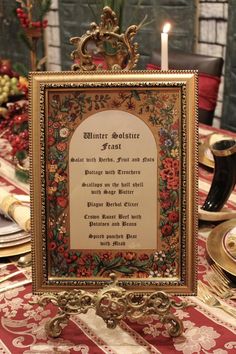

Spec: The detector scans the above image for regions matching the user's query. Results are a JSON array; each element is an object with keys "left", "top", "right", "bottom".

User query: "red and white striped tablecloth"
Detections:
[{"left": 0, "top": 125, "right": 236, "bottom": 354}]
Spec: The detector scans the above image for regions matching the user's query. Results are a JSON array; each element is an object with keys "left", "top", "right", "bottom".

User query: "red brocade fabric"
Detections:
[
  {"left": 1, "top": 125, "right": 236, "bottom": 353},
  {"left": 198, "top": 72, "right": 221, "bottom": 111},
  {"left": 146, "top": 63, "right": 221, "bottom": 112}
]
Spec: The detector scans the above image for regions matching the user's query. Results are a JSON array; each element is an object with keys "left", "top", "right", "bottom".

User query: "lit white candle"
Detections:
[{"left": 161, "top": 23, "right": 171, "bottom": 70}]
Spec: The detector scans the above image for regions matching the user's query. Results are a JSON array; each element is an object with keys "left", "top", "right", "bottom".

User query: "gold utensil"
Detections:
[
  {"left": 17, "top": 252, "right": 31, "bottom": 267},
  {"left": 206, "top": 273, "right": 236, "bottom": 300},
  {"left": 198, "top": 281, "right": 236, "bottom": 318},
  {"left": 0, "top": 252, "right": 32, "bottom": 270},
  {"left": 210, "top": 263, "right": 235, "bottom": 287}
]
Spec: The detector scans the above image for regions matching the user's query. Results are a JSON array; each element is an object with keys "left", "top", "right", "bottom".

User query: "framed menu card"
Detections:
[{"left": 29, "top": 70, "right": 198, "bottom": 295}]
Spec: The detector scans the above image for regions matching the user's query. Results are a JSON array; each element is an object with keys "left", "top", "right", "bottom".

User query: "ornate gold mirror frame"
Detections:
[
  {"left": 70, "top": 6, "right": 140, "bottom": 71},
  {"left": 32, "top": 7, "right": 195, "bottom": 339}
]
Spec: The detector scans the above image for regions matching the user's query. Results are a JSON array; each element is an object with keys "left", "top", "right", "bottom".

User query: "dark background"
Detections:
[{"left": 0, "top": 0, "right": 236, "bottom": 131}]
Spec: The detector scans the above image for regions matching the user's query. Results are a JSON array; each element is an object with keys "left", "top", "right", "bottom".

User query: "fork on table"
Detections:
[
  {"left": 198, "top": 281, "right": 236, "bottom": 318},
  {"left": 206, "top": 272, "right": 236, "bottom": 300},
  {"left": 211, "top": 263, "right": 235, "bottom": 288}
]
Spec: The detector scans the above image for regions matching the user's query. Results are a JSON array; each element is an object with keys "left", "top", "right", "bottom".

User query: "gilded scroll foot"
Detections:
[
  {"left": 33, "top": 274, "right": 193, "bottom": 338},
  {"left": 161, "top": 313, "right": 184, "bottom": 337},
  {"left": 45, "top": 313, "right": 69, "bottom": 338}
]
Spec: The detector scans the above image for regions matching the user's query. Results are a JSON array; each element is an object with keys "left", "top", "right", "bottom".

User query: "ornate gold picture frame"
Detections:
[{"left": 29, "top": 70, "right": 198, "bottom": 295}]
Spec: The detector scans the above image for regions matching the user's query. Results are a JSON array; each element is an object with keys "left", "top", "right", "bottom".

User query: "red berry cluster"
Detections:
[
  {"left": 0, "top": 101, "right": 29, "bottom": 159},
  {"left": 16, "top": 7, "right": 48, "bottom": 29}
]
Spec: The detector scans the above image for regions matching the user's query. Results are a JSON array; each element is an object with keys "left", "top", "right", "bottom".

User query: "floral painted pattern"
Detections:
[
  {"left": 46, "top": 88, "right": 180, "bottom": 278},
  {"left": 173, "top": 323, "right": 225, "bottom": 354}
]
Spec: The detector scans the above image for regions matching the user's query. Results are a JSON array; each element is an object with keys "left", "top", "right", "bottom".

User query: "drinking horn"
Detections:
[{"left": 201, "top": 139, "right": 236, "bottom": 212}]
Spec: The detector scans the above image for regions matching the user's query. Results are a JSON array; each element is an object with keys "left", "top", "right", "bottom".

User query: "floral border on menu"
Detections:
[
  {"left": 46, "top": 88, "right": 180, "bottom": 279},
  {"left": 29, "top": 70, "right": 198, "bottom": 294}
]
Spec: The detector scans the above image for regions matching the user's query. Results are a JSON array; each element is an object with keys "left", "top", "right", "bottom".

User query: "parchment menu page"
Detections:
[{"left": 69, "top": 110, "right": 157, "bottom": 249}]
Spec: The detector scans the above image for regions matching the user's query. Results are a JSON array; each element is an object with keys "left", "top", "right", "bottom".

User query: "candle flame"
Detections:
[{"left": 163, "top": 23, "right": 171, "bottom": 33}]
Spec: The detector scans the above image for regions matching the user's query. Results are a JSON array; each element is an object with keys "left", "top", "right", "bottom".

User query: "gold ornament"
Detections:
[
  {"left": 32, "top": 274, "right": 191, "bottom": 338},
  {"left": 70, "top": 6, "right": 140, "bottom": 71}
]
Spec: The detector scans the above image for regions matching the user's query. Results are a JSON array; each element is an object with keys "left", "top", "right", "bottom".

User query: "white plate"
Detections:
[
  {"left": 0, "top": 230, "right": 30, "bottom": 243},
  {"left": 0, "top": 236, "right": 31, "bottom": 248},
  {"left": 0, "top": 215, "right": 22, "bottom": 235}
]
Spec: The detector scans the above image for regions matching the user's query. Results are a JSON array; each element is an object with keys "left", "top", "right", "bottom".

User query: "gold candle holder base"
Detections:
[{"left": 32, "top": 274, "right": 192, "bottom": 338}]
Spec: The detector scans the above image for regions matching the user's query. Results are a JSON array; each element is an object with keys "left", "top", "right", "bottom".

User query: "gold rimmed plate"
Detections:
[
  {"left": 0, "top": 230, "right": 30, "bottom": 243},
  {"left": 199, "top": 206, "right": 236, "bottom": 221},
  {"left": 0, "top": 236, "right": 31, "bottom": 248},
  {"left": 207, "top": 219, "right": 236, "bottom": 277},
  {"left": 0, "top": 242, "right": 31, "bottom": 257},
  {"left": 222, "top": 228, "right": 236, "bottom": 262}
]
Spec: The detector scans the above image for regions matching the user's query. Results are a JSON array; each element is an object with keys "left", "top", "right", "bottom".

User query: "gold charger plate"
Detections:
[
  {"left": 206, "top": 219, "right": 236, "bottom": 276},
  {"left": 0, "top": 242, "right": 31, "bottom": 257},
  {"left": 222, "top": 229, "right": 236, "bottom": 261},
  {"left": 199, "top": 206, "right": 236, "bottom": 221}
]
